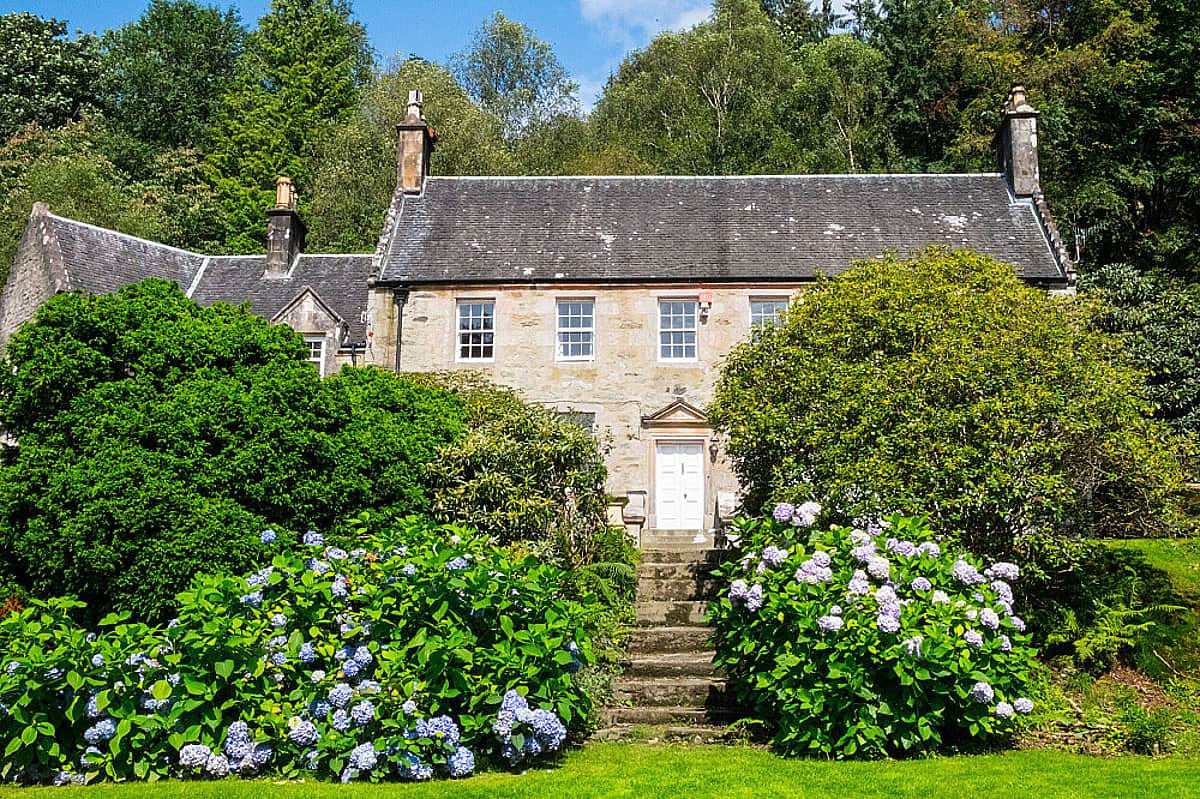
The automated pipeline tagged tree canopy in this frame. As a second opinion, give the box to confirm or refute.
[0,13,99,140]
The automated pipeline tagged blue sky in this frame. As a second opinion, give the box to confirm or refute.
[4,0,718,106]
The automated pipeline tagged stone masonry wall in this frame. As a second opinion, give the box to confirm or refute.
[366,283,806,529]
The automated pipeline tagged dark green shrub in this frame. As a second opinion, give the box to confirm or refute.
[710,249,1187,562]
[0,279,465,622]
[0,516,594,784]
[709,509,1037,758]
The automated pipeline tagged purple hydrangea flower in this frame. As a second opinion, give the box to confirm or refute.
[901,635,924,657]
[792,501,822,527]
[986,562,1020,581]
[852,543,877,563]
[910,577,932,591]
[1009,615,1026,632]
[829,605,843,616]
[849,529,871,546]
[970,681,994,703]
[932,590,950,604]
[995,701,1015,719]
[772,502,796,522]
[952,559,986,585]
[979,608,1000,630]
[918,541,941,558]
[817,615,843,632]
[761,545,789,568]
[796,558,833,584]
[866,556,890,581]
[1014,697,1034,714]
[964,629,984,648]
[811,550,832,568]
[204,754,229,778]
[891,540,917,557]
[744,583,764,612]
[877,613,901,633]
[179,744,211,769]
[991,580,1014,605]
[1000,635,1013,652]
[847,570,871,596]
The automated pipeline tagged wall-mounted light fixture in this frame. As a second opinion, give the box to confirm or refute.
[698,288,713,320]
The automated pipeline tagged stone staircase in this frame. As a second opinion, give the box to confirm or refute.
[598,530,740,736]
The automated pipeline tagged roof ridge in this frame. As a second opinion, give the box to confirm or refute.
[425,173,1005,182]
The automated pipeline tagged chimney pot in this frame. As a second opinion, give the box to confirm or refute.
[274,176,296,210]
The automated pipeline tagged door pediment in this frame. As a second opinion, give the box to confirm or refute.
[641,399,708,430]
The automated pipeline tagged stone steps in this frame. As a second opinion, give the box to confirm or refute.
[627,625,712,655]
[636,599,710,626]
[624,651,719,678]
[641,529,715,548]
[637,576,722,601]
[612,676,731,707]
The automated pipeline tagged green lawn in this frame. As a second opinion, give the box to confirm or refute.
[4,745,1199,798]
[1108,537,1200,603]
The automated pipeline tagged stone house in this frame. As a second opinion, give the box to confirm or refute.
[0,85,1072,540]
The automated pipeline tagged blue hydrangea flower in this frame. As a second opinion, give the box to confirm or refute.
[331,709,352,732]
[396,753,433,781]
[204,754,229,778]
[402,699,417,715]
[970,681,994,703]
[178,744,211,769]
[299,642,316,663]
[427,715,460,746]
[357,679,381,694]
[309,698,331,718]
[446,557,469,571]
[84,693,102,719]
[402,563,417,577]
[246,566,273,587]
[289,719,319,747]
[353,645,372,666]
[447,746,475,778]
[310,670,327,683]
[260,529,276,544]
[84,718,117,744]
[240,590,263,607]
[876,613,901,633]
[347,742,377,771]
[331,576,349,597]
[350,701,375,727]
[502,689,529,713]
[342,659,361,678]
[271,652,287,666]
[90,654,104,668]
[303,530,324,547]
[271,613,288,628]
[326,547,348,560]
[329,683,353,708]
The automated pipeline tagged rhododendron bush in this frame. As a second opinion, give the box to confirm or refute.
[0,516,591,785]
[709,507,1036,758]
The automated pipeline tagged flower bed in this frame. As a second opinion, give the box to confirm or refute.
[709,507,1036,758]
[0,517,593,784]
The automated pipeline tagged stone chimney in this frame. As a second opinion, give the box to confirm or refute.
[396,90,437,194]
[996,84,1040,198]
[266,176,306,275]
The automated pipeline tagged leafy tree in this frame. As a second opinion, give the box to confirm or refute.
[760,0,838,45]
[451,12,578,141]
[206,0,374,253]
[0,13,99,141]
[305,57,515,251]
[786,34,896,172]
[709,249,1186,563]
[0,279,464,620]
[591,0,799,174]
[99,0,245,149]
[0,118,225,284]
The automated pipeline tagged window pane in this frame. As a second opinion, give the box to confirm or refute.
[458,302,495,360]
[659,301,697,359]
[557,299,594,360]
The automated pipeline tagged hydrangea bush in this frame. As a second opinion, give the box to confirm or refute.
[0,516,587,784]
[709,507,1037,758]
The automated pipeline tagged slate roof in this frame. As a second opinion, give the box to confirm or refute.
[51,216,205,295]
[46,215,373,342]
[189,254,373,340]
[377,174,1069,287]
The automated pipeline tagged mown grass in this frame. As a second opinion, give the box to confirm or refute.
[3,745,1199,798]
[1109,537,1200,604]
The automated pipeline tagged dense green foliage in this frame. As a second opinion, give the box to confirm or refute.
[204,0,374,252]
[710,250,1186,558]
[0,13,98,140]
[420,374,609,566]
[0,517,594,784]
[98,0,244,150]
[710,510,1036,757]
[0,280,465,621]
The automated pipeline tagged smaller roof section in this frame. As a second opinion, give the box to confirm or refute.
[377,174,1069,287]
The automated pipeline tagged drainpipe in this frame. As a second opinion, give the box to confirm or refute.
[392,287,410,372]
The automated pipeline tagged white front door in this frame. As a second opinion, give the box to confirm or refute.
[655,441,705,530]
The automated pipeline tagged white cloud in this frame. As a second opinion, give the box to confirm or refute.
[579,0,712,45]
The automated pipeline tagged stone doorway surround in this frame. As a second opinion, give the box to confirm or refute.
[640,399,715,532]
